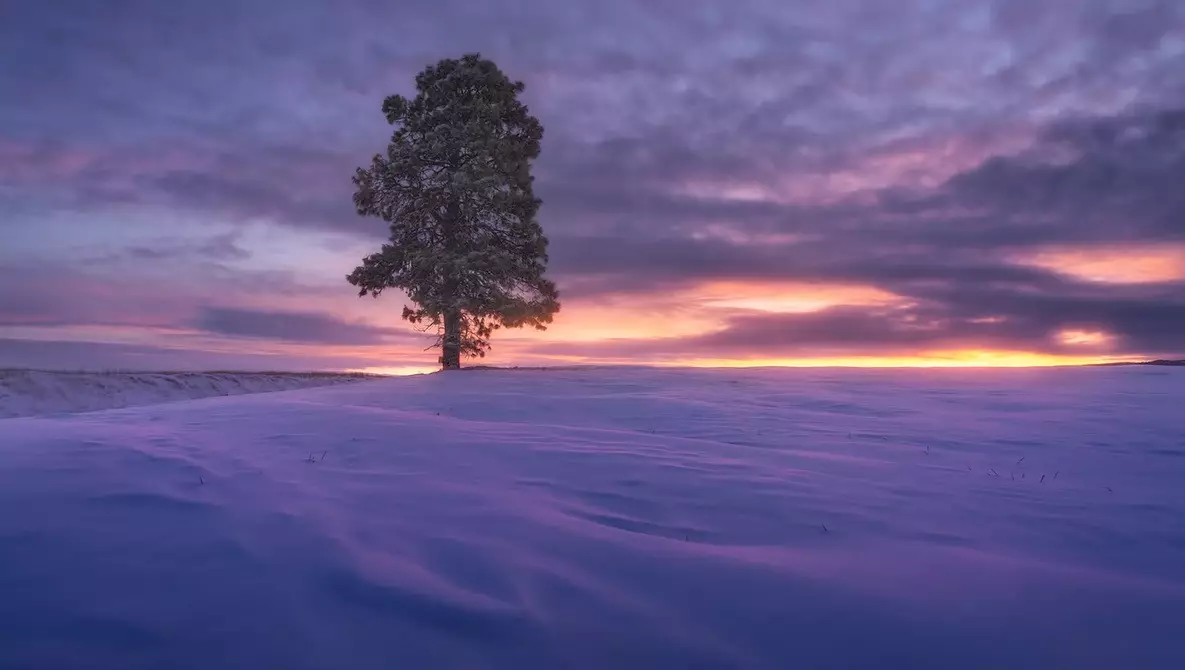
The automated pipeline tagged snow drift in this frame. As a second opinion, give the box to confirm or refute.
[0,369,371,419]
[0,366,1183,669]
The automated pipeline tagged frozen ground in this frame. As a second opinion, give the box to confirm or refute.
[0,366,1183,669]
[0,369,371,419]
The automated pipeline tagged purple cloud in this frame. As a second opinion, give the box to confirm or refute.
[192,307,418,346]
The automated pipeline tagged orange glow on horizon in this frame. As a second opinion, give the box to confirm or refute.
[348,365,437,376]
[639,350,1137,369]
[356,349,1140,373]
[494,348,1138,369]
[512,301,718,342]
[504,280,899,345]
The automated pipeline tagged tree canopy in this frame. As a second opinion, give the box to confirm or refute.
[347,54,560,369]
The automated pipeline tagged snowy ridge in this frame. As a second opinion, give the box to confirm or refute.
[0,366,1183,669]
[0,369,373,419]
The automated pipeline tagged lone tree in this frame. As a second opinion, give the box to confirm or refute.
[348,54,560,370]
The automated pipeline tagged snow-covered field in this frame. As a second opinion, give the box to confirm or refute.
[0,369,370,419]
[1,366,1183,669]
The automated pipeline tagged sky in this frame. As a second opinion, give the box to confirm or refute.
[2,0,1184,373]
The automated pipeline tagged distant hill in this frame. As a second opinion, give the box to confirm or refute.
[0,370,370,419]
[1096,359,1185,367]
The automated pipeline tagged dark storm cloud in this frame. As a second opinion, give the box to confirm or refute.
[906,278,1185,353]
[3,0,1185,361]
[941,106,1185,242]
[192,307,415,346]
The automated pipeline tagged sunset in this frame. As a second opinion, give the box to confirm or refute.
[2,2,1184,669]
[4,1,1183,371]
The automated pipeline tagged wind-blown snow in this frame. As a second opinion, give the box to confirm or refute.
[0,369,370,419]
[1,366,1183,669]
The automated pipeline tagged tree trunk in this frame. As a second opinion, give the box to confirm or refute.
[441,310,461,370]
[441,199,463,371]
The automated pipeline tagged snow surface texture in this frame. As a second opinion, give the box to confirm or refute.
[0,369,370,419]
[1,366,1183,669]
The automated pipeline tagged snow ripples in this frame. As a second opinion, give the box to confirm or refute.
[1,367,1184,668]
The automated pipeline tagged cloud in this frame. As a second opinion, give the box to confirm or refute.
[0,266,191,329]
[5,0,1182,232]
[191,307,415,346]
[113,233,253,263]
